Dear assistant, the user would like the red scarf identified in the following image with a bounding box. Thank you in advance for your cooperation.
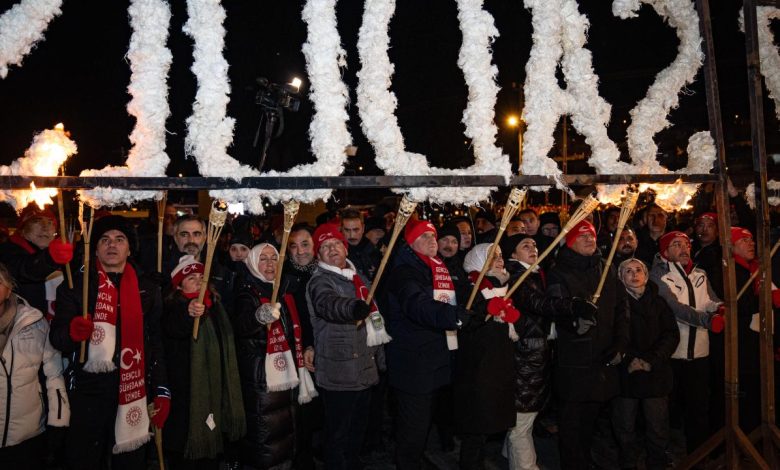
[352,274,379,315]
[88,261,150,453]
[9,233,35,254]
[415,252,456,305]
[182,290,213,309]
[257,293,303,391]
[734,254,761,294]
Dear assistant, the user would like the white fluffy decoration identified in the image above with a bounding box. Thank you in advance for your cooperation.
[0,0,62,78]
[79,0,172,208]
[0,127,77,209]
[522,0,629,191]
[745,180,780,209]
[183,0,350,213]
[613,0,716,206]
[740,6,780,121]
[356,0,511,205]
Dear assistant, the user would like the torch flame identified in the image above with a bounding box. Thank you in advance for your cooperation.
[640,180,695,212]
[0,123,77,210]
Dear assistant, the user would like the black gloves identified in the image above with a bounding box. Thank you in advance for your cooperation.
[571,297,598,320]
[352,300,371,320]
[456,308,475,329]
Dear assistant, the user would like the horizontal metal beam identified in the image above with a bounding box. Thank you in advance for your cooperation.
[0,173,718,190]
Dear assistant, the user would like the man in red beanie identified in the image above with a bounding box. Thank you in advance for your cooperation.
[650,230,723,455]
[306,223,385,470]
[384,217,474,469]
[545,219,629,470]
[729,226,780,433]
[0,203,73,318]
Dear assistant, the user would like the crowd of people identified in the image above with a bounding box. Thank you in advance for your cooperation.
[0,187,778,470]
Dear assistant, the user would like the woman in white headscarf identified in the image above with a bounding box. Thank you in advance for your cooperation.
[454,243,519,469]
[232,243,317,469]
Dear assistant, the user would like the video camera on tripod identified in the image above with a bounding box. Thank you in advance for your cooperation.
[253,77,302,170]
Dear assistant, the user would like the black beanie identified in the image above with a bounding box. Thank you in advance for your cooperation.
[500,233,534,261]
[437,222,461,243]
[90,215,137,253]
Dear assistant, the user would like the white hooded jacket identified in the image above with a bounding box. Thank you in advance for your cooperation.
[0,295,69,448]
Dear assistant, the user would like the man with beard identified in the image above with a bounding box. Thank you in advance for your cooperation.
[340,209,382,281]
[635,204,668,266]
[473,210,497,244]
[545,220,630,470]
[650,231,724,456]
[611,228,639,266]
[159,215,229,300]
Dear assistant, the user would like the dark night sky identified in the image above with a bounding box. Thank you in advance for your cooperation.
[0,0,776,188]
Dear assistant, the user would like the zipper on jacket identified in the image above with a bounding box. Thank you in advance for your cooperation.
[673,263,698,359]
[56,389,64,420]
[1,344,14,447]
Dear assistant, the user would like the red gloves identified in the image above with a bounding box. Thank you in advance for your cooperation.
[772,289,780,308]
[710,314,725,334]
[150,396,170,429]
[48,239,73,265]
[487,297,522,323]
[69,316,94,342]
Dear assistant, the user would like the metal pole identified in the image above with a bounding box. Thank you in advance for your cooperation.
[743,0,779,466]
[693,0,748,468]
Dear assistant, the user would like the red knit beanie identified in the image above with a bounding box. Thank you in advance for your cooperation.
[659,231,690,258]
[313,223,347,254]
[730,227,752,245]
[17,204,58,230]
[404,218,437,246]
[171,255,205,288]
[695,212,717,223]
[565,220,596,248]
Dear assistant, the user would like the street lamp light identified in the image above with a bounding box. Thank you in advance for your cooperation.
[506,114,524,173]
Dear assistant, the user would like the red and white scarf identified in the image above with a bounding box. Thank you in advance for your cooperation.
[735,254,780,308]
[257,292,318,403]
[85,261,150,453]
[317,260,392,347]
[416,252,458,350]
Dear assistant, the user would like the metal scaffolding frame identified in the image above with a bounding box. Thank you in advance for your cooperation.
[0,0,777,467]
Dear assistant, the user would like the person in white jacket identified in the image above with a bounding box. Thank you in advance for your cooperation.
[0,262,69,469]
[649,231,723,456]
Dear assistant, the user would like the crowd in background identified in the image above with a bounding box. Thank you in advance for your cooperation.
[0,183,779,470]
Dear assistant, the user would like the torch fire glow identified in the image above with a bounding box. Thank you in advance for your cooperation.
[0,123,77,210]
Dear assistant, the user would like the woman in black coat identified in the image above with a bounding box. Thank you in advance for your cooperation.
[454,243,517,470]
[500,234,594,470]
[613,258,679,470]
[233,243,301,469]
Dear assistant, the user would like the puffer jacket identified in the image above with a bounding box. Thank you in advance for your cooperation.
[620,281,680,398]
[506,260,573,412]
[233,275,296,469]
[1,295,69,448]
[650,254,721,360]
[305,261,381,392]
[453,274,515,435]
[547,246,630,403]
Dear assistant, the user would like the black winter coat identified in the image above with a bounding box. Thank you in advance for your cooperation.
[232,275,296,469]
[0,236,63,316]
[547,247,630,403]
[453,275,515,435]
[348,238,382,281]
[693,241,724,299]
[506,261,573,412]
[49,263,168,398]
[384,246,470,394]
[160,291,236,453]
[620,281,679,398]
